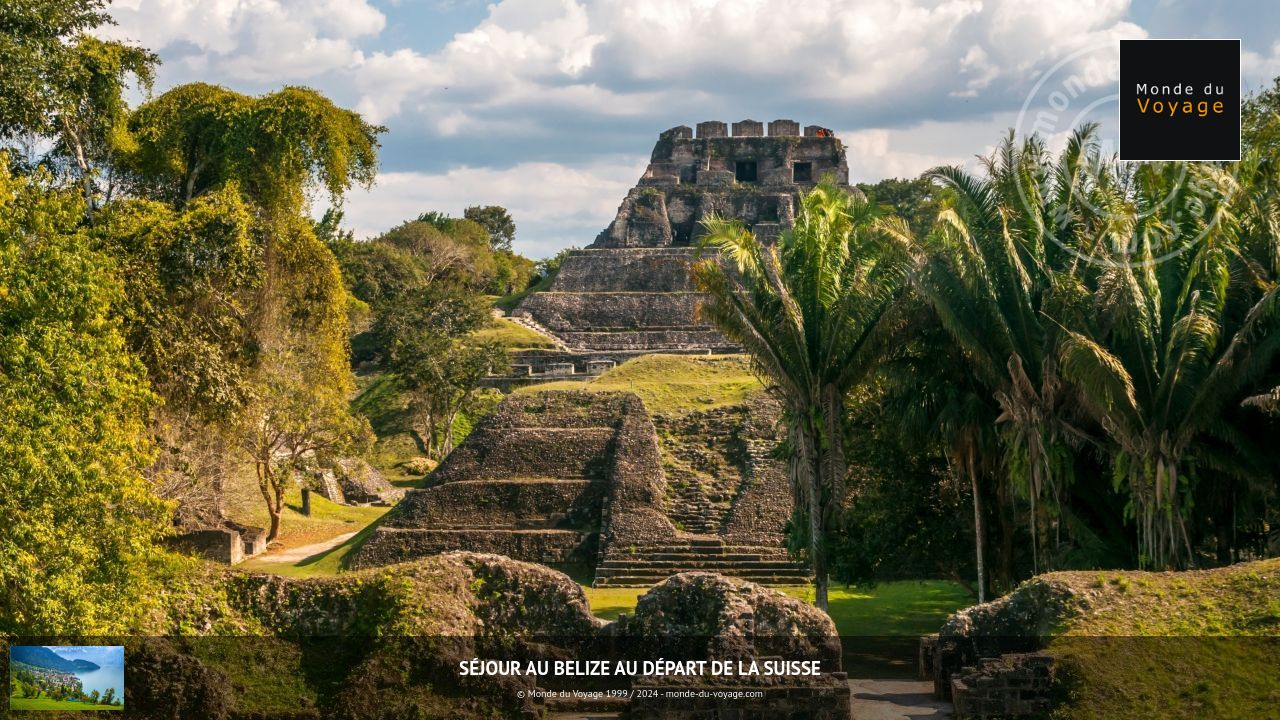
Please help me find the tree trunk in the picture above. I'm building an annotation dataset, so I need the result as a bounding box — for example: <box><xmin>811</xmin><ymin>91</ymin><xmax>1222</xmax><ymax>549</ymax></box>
<box><xmin>443</xmin><ymin>410</ymin><xmax>458</xmax><ymax>456</ymax></box>
<box><xmin>996</xmin><ymin>477</ymin><xmax>1015</xmax><ymax>592</ymax></box>
<box><xmin>792</xmin><ymin>413</ymin><xmax>829</xmax><ymax>612</ymax></box>
<box><xmin>269</xmin><ymin>481</ymin><xmax>285</xmax><ymax>543</ymax></box>
<box><xmin>812</xmin><ymin>384</ymin><xmax>847</xmax><ymax>613</ymax></box>
<box><xmin>809</xmin><ymin>453</ymin><xmax>828</xmax><ymax>612</ymax></box>
<box><xmin>256</xmin><ymin>458</ymin><xmax>284</xmax><ymax>543</ymax></box>
<box><xmin>60</xmin><ymin>118</ymin><xmax>94</xmax><ymax>224</ymax></box>
<box><xmin>82</xmin><ymin>173</ymin><xmax>95</xmax><ymax>224</ymax></box>
<box><xmin>968</xmin><ymin>447</ymin><xmax>986</xmax><ymax>603</ymax></box>
<box><xmin>267</xmin><ymin>505</ymin><xmax>282</xmax><ymax>543</ymax></box>
<box><xmin>425</xmin><ymin>411</ymin><xmax>439</xmax><ymax>460</ymax></box>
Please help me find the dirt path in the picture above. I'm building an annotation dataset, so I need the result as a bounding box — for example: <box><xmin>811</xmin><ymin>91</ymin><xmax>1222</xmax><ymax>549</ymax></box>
<box><xmin>251</xmin><ymin>532</ymin><xmax>357</xmax><ymax>564</ymax></box>
<box><xmin>849</xmin><ymin>679</ymin><xmax>951</xmax><ymax>719</ymax></box>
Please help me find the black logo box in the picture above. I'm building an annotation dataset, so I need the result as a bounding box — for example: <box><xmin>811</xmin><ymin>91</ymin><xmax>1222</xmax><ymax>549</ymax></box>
<box><xmin>1119</xmin><ymin>39</ymin><xmax>1240</xmax><ymax>161</ymax></box>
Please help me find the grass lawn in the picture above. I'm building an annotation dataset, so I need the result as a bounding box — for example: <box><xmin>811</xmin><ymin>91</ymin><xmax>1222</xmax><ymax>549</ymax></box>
<box><xmin>224</xmin><ymin>481</ymin><xmax>388</xmax><ymax>554</ymax></box>
<box><xmin>351</xmin><ymin>370</ymin><xmax>425</xmax><ymax>488</ymax></box>
<box><xmin>582</xmin><ymin>580</ymin><xmax>972</xmax><ymax>637</ymax></box>
<box><xmin>1031</xmin><ymin>559</ymin><xmax>1280</xmax><ymax>720</ymax></box>
<box><xmin>10</xmin><ymin>695</ymin><xmax>120</xmax><ymax>711</ymax></box>
<box><xmin>472</xmin><ymin>316</ymin><xmax>557</xmax><ymax>349</ymax></box>
<box><xmin>237</xmin><ymin>515</ymin><xmax>384</xmax><ymax>578</ymax></box>
<box><xmin>493</xmin><ymin>270</ymin><xmax>558</xmax><ymax>313</ymax></box>
<box><xmin>516</xmin><ymin>354</ymin><xmax>765</xmax><ymax>417</ymax></box>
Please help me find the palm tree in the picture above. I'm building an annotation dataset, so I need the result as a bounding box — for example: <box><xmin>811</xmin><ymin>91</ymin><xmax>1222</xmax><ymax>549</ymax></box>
<box><xmin>912</xmin><ymin>129</ymin><xmax>1102</xmax><ymax>573</ymax></box>
<box><xmin>693</xmin><ymin>183</ymin><xmax>910</xmax><ymax>610</ymax></box>
<box><xmin>1057</xmin><ymin>160</ymin><xmax>1280</xmax><ymax>567</ymax></box>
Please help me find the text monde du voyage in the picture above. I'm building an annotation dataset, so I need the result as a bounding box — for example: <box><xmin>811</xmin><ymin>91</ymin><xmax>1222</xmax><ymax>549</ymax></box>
<box><xmin>1135</xmin><ymin>82</ymin><xmax>1230</xmax><ymax>118</ymax></box>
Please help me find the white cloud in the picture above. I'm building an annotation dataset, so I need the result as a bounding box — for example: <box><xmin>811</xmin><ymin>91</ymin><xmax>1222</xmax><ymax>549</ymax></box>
<box><xmin>344</xmin><ymin>0</ymin><xmax>1143</xmax><ymax>128</ymax></box>
<box><xmin>337</xmin><ymin>159</ymin><xmax>646</xmax><ymax>258</ymax></box>
<box><xmin>102</xmin><ymin>0</ymin><xmax>1206</xmax><ymax>256</ymax></box>
<box><xmin>1243</xmin><ymin>40</ymin><xmax>1280</xmax><ymax>90</ymax></box>
<box><xmin>839</xmin><ymin>117</ymin><xmax>1012</xmax><ymax>183</ymax></box>
<box><xmin>101</xmin><ymin>0</ymin><xmax>384</xmax><ymax>82</ymax></box>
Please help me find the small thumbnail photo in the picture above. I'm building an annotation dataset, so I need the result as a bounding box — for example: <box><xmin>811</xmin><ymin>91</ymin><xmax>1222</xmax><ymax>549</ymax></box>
<box><xmin>9</xmin><ymin>646</ymin><xmax>123</xmax><ymax>712</ymax></box>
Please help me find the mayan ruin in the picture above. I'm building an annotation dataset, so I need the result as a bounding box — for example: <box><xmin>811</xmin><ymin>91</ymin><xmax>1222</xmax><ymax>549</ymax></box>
<box><xmin>352</xmin><ymin>389</ymin><xmax>808</xmax><ymax>585</ymax></box>
<box><xmin>18</xmin><ymin>6</ymin><xmax>1278</xmax><ymax>716</ymax></box>
<box><xmin>353</xmin><ymin>121</ymin><xmax>848</xmax><ymax>585</ymax></box>
<box><xmin>508</xmin><ymin>120</ymin><xmax>849</xmax><ymax>376</ymax></box>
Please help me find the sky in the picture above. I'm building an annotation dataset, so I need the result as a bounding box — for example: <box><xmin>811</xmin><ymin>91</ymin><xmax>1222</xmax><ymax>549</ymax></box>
<box><xmin>99</xmin><ymin>0</ymin><xmax>1280</xmax><ymax>259</ymax></box>
<box><xmin>43</xmin><ymin>646</ymin><xmax>125</xmax><ymax>666</ymax></box>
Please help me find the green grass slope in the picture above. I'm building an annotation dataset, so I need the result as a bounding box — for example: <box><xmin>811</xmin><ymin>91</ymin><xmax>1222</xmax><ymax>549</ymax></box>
<box><xmin>515</xmin><ymin>354</ymin><xmax>764</xmax><ymax>417</ymax></box>
<box><xmin>221</xmin><ymin>476</ymin><xmax>388</xmax><ymax>552</ymax></box>
<box><xmin>473</xmin><ymin>316</ymin><xmax>557</xmax><ymax>349</ymax></box>
<box><xmin>942</xmin><ymin>558</ymin><xmax>1280</xmax><ymax>720</ymax></box>
<box><xmin>10</xmin><ymin>696</ymin><xmax>121</xmax><ymax>711</ymax></box>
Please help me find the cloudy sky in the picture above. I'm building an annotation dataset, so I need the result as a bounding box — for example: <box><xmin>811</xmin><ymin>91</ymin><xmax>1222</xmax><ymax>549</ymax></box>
<box><xmin>100</xmin><ymin>0</ymin><xmax>1280</xmax><ymax>258</ymax></box>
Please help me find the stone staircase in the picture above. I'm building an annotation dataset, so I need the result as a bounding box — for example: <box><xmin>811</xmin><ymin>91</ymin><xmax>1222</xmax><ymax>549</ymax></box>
<box><xmin>666</xmin><ymin>480</ymin><xmax>719</xmax><ymax>534</ymax></box>
<box><xmin>315</xmin><ymin>469</ymin><xmax>346</xmax><ymax>505</ymax></box>
<box><xmin>593</xmin><ymin>537</ymin><xmax>810</xmax><ymax>587</ymax></box>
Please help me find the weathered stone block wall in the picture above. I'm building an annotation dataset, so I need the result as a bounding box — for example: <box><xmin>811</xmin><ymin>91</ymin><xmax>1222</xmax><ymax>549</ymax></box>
<box><xmin>768</xmin><ymin>119</ymin><xmax>800</xmax><ymax>136</ymax></box>
<box><xmin>519</xmin><ymin>292</ymin><xmax>704</xmax><ymax>331</ymax></box>
<box><xmin>550</xmin><ymin>248</ymin><xmax>699</xmax><ymax>292</ymax></box>
<box><xmin>598</xmin><ymin>397</ymin><xmax>678</xmax><ymax>554</ymax></box>
<box><xmin>483</xmin><ymin>390</ymin><xmax>635</xmax><ymax>428</ymax></box>
<box><xmin>555</xmin><ymin>329</ymin><xmax>732</xmax><ymax>352</ymax></box>
<box><xmin>696</xmin><ymin>121</ymin><xmax>727</xmax><ymax>138</ymax></box>
<box><xmin>721</xmin><ymin>451</ymin><xmax>791</xmax><ymax>545</ymax></box>
<box><xmin>351</xmin><ymin>528</ymin><xmax>598</xmax><ymax>569</ymax></box>
<box><xmin>949</xmin><ymin>653</ymin><xmax>1056</xmax><ymax>719</ymax></box>
<box><xmin>719</xmin><ymin>399</ymin><xmax>791</xmax><ymax>543</ymax></box>
<box><xmin>504</xmin><ymin>348</ymin><xmax>711</xmax><ymax>376</ymax></box>
<box><xmin>648</xmin><ymin>400</ymin><xmax>791</xmax><ymax>544</ymax></box>
<box><xmin>171</xmin><ymin>529</ymin><xmax>242</xmax><ymax>565</ymax></box>
<box><xmin>515</xmin><ymin>122</ymin><xmax>855</xmax><ymax>352</ymax></box>
<box><xmin>430</xmin><ymin>428</ymin><xmax>614</xmax><ymax>481</ymax></box>
<box><xmin>516</xmin><ymin>245</ymin><xmax>734</xmax><ymax>351</ymax></box>
<box><xmin>390</xmin><ymin>480</ymin><xmax>606</xmax><ymax>529</ymax></box>
<box><xmin>353</xmin><ymin>391</ymin><xmax>675</xmax><ymax>572</ymax></box>
<box><xmin>592</xmin><ymin>122</ymin><xmax>852</xmax><ymax>252</ymax></box>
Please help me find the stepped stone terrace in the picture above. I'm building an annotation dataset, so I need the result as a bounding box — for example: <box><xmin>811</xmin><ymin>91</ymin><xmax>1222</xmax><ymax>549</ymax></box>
<box><xmin>351</xmin><ymin>390</ymin><xmax>809</xmax><ymax>586</ymax></box>
<box><xmin>513</xmin><ymin>119</ymin><xmax>851</xmax><ymax>355</ymax></box>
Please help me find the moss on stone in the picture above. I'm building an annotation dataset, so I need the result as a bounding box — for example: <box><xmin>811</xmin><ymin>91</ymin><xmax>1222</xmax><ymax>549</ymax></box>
<box><xmin>936</xmin><ymin>559</ymin><xmax>1280</xmax><ymax>720</ymax></box>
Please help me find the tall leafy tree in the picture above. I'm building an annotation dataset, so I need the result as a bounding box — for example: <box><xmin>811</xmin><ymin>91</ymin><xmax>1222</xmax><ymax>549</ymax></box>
<box><xmin>46</xmin><ymin>35</ymin><xmax>156</xmax><ymax>218</ymax></box>
<box><xmin>876</xmin><ymin>311</ymin><xmax>1005</xmax><ymax>599</ymax></box>
<box><xmin>377</xmin><ymin>284</ymin><xmax>507</xmax><ymax>458</ymax></box>
<box><xmin>463</xmin><ymin>204</ymin><xmax>516</xmax><ymax>251</ymax></box>
<box><xmin>694</xmin><ymin>183</ymin><xmax>910</xmax><ymax>610</ymax></box>
<box><xmin>94</xmin><ymin>188</ymin><xmax>259</xmax><ymax>526</ymax></box>
<box><xmin>0</xmin><ymin>2</ymin><xmax>155</xmax><ymax>217</ymax></box>
<box><xmin>122</xmin><ymin>83</ymin><xmax>382</xmax><ymax>210</ymax></box>
<box><xmin>1058</xmin><ymin>162</ymin><xmax>1280</xmax><ymax>567</ymax></box>
<box><xmin>0</xmin><ymin>160</ymin><xmax>170</xmax><ymax>634</ymax></box>
<box><xmin>0</xmin><ymin>0</ymin><xmax>109</xmax><ymax>137</ymax></box>
<box><xmin>857</xmin><ymin>176</ymin><xmax>950</xmax><ymax>239</ymax></box>
<box><xmin>913</xmin><ymin>129</ymin><xmax>1106</xmax><ymax>573</ymax></box>
<box><xmin>113</xmin><ymin>82</ymin><xmax>382</xmax><ymax>541</ymax></box>
<box><xmin>239</xmin><ymin>341</ymin><xmax>371</xmax><ymax>542</ymax></box>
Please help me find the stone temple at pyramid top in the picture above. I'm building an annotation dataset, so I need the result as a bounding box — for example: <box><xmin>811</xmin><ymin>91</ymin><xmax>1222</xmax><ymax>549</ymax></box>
<box><xmin>514</xmin><ymin>120</ymin><xmax>851</xmax><ymax>354</ymax></box>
